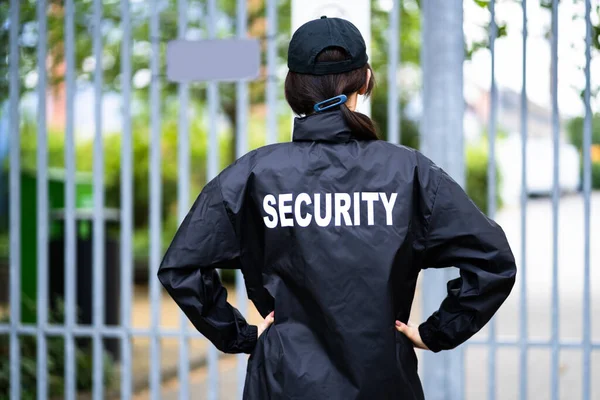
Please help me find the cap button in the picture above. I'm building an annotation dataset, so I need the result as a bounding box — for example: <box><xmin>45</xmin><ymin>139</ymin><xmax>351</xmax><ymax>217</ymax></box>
<box><xmin>320</xmin><ymin>15</ymin><xmax>327</xmax><ymax>19</ymax></box>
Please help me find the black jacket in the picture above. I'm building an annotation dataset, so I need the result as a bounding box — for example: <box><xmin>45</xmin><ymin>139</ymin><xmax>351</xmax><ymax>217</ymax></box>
<box><xmin>158</xmin><ymin>110</ymin><xmax>517</xmax><ymax>400</ymax></box>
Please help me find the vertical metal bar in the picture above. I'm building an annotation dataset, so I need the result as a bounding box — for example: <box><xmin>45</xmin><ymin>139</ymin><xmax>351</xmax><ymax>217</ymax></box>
<box><xmin>36</xmin><ymin>1</ymin><xmax>49</xmax><ymax>398</ymax></box>
<box><xmin>266</xmin><ymin>0</ymin><xmax>278</xmax><ymax>145</ymax></box>
<box><xmin>8</xmin><ymin>0</ymin><xmax>21</xmax><ymax>398</ymax></box>
<box><xmin>519</xmin><ymin>1</ymin><xmax>528</xmax><ymax>399</ymax></box>
<box><xmin>581</xmin><ymin>1</ymin><xmax>592</xmax><ymax>399</ymax></box>
<box><xmin>64</xmin><ymin>0</ymin><xmax>77</xmax><ymax>398</ymax></box>
<box><xmin>92</xmin><ymin>0</ymin><xmax>105</xmax><ymax>398</ymax></box>
<box><xmin>420</xmin><ymin>2</ymin><xmax>466</xmax><ymax>398</ymax></box>
<box><xmin>387</xmin><ymin>0</ymin><xmax>400</xmax><ymax>145</ymax></box>
<box><xmin>149</xmin><ymin>0</ymin><xmax>162</xmax><ymax>397</ymax></box>
<box><xmin>120</xmin><ymin>0</ymin><xmax>134</xmax><ymax>398</ymax></box>
<box><xmin>177</xmin><ymin>0</ymin><xmax>191</xmax><ymax>398</ymax></box>
<box><xmin>487</xmin><ymin>3</ymin><xmax>498</xmax><ymax>230</ymax></box>
<box><xmin>207</xmin><ymin>0</ymin><xmax>219</xmax><ymax>182</ymax></box>
<box><xmin>235</xmin><ymin>0</ymin><xmax>248</xmax><ymax>161</ymax></box>
<box><xmin>236</xmin><ymin>0</ymin><xmax>249</xmax><ymax>397</ymax></box>
<box><xmin>447</xmin><ymin>3</ymin><xmax>465</xmax><ymax>398</ymax></box>
<box><xmin>488</xmin><ymin>1</ymin><xmax>498</xmax><ymax>399</ymax></box>
<box><xmin>206</xmin><ymin>1</ymin><xmax>220</xmax><ymax>398</ymax></box>
<box><xmin>550</xmin><ymin>1</ymin><xmax>560</xmax><ymax>399</ymax></box>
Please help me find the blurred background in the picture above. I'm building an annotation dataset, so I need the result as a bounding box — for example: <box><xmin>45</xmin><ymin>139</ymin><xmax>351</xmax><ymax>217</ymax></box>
<box><xmin>0</xmin><ymin>0</ymin><xmax>598</xmax><ymax>399</ymax></box>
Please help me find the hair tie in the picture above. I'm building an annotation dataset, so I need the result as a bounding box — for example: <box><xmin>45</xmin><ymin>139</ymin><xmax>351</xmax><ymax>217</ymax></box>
<box><xmin>313</xmin><ymin>94</ymin><xmax>347</xmax><ymax>113</ymax></box>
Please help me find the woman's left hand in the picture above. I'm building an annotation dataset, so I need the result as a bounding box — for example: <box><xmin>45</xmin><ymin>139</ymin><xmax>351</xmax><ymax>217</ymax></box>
<box><xmin>395</xmin><ymin>320</ymin><xmax>430</xmax><ymax>350</ymax></box>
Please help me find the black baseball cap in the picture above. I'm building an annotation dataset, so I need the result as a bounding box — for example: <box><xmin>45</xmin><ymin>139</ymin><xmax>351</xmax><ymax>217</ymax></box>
<box><xmin>287</xmin><ymin>16</ymin><xmax>368</xmax><ymax>75</ymax></box>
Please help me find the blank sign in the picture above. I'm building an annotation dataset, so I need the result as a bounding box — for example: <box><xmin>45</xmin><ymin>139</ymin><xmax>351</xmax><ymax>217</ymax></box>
<box><xmin>166</xmin><ymin>39</ymin><xmax>261</xmax><ymax>83</ymax></box>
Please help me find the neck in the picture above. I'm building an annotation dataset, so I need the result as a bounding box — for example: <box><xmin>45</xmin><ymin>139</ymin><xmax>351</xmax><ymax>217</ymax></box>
<box><xmin>346</xmin><ymin>93</ymin><xmax>359</xmax><ymax>111</ymax></box>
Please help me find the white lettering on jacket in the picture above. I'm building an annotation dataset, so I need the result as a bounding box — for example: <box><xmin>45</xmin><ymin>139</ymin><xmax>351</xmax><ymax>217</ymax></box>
<box><xmin>262</xmin><ymin>192</ymin><xmax>398</xmax><ymax>228</ymax></box>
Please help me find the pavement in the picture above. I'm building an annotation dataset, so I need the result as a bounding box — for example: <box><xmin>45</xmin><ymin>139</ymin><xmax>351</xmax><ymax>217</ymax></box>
<box><xmin>127</xmin><ymin>192</ymin><xmax>599</xmax><ymax>400</ymax></box>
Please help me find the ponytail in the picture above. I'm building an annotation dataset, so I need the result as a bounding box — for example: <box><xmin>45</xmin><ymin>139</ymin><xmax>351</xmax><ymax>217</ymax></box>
<box><xmin>340</xmin><ymin>104</ymin><xmax>378</xmax><ymax>140</ymax></box>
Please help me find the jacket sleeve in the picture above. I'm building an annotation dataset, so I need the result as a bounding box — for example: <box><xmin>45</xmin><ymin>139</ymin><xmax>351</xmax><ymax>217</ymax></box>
<box><xmin>417</xmin><ymin>168</ymin><xmax>517</xmax><ymax>353</ymax></box>
<box><xmin>157</xmin><ymin>176</ymin><xmax>257</xmax><ymax>354</ymax></box>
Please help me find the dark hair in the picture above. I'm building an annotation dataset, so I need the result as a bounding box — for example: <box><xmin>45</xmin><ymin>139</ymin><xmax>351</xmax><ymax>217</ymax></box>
<box><xmin>284</xmin><ymin>47</ymin><xmax>379</xmax><ymax>140</ymax></box>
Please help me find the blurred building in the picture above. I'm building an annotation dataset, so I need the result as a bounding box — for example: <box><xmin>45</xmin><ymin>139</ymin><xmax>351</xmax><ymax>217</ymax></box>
<box><xmin>465</xmin><ymin>82</ymin><xmax>580</xmax><ymax>204</ymax></box>
<box><xmin>464</xmin><ymin>81</ymin><xmax>568</xmax><ymax>140</ymax></box>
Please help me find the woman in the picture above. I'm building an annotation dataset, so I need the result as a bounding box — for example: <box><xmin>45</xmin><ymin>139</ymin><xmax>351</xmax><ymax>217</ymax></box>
<box><xmin>158</xmin><ymin>16</ymin><xmax>516</xmax><ymax>400</ymax></box>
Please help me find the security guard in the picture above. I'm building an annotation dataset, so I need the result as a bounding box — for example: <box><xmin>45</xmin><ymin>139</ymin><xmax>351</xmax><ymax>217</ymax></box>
<box><xmin>158</xmin><ymin>16</ymin><xmax>517</xmax><ymax>400</ymax></box>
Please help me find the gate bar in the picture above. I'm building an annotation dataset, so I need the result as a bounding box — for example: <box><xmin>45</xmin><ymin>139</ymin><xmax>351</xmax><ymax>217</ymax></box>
<box><xmin>266</xmin><ymin>0</ymin><xmax>278</xmax><ymax>145</ymax></box>
<box><xmin>487</xmin><ymin>1</ymin><xmax>498</xmax><ymax>398</ymax></box>
<box><xmin>92</xmin><ymin>0</ymin><xmax>105</xmax><ymax>397</ymax></box>
<box><xmin>120</xmin><ymin>0</ymin><xmax>134</xmax><ymax>397</ymax></box>
<box><xmin>36</xmin><ymin>1</ymin><xmax>50</xmax><ymax>398</ymax></box>
<box><xmin>91</xmin><ymin>0</ymin><xmax>106</xmax><ymax>398</ymax></box>
<box><xmin>236</xmin><ymin>0</ymin><xmax>250</xmax><ymax>397</ymax></box>
<box><xmin>470</xmin><ymin>339</ymin><xmax>600</xmax><ymax>349</ymax></box>
<box><xmin>177</xmin><ymin>0</ymin><xmax>191</xmax><ymax>398</ymax></box>
<box><xmin>8</xmin><ymin>0</ymin><xmax>21</xmax><ymax>398</ymax></box>
<box><xmin>582</xmin><ymin>1</ymin><xmax>593</xmax><ymax>399</ymax></box>
<box><xmin>149</xmin><ymin>0</ymin><xmax>163</xmax><ymax>397</ymax></box>
<box><xmin>387</xmin><ymin>0</ymin><xmax>400</xmax><ymax>145</ymax></box>
<box><xmin>206</xmin><ymin>1</ymin><xmax>221</xmax><ymax>399</ymax></box>
<box><xmin>519</xmin><ymin>1</ymin><xmax>529</xmax><ymax>399</ymax></box>
<box><xmin>207</xmin><ymin>0</ymin><xmax>220</xmax><ymax>182</ymax></box>
<box><xmin>550</xmin><ymin>1</ymin><xmax>560</xmax><ymax>399</ymax></box>
<box><xmin>2</xmin><ymin>323</ymin><xmax>600</xmax><ymax>349</ymax></box>
<box><xmin>64</xmin><ymin>0</ymin><xmax>77</xmax><ymax>397</ymax></box>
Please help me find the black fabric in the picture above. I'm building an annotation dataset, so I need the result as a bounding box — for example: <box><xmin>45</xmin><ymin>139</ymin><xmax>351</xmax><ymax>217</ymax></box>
<box><xmin>287</xmin><ymin>16</ymin><xmax>368</xmax><ymax>75</ymax></box>
<box><xmin>158</xmin><ymin>113</ymin><xmax>517</xmax><ymax>399</ymax></box>
<box><xmin>292</xmin><ymin>110</ymin><xmax>353</xmax><ymax>143</ymax></box>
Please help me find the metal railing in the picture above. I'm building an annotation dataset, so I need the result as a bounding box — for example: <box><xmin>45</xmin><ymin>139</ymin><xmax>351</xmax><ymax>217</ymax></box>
<box><xmin>2</xmin><ymin>0</ymin><xmax>595</xmax><ymax>399</ymax></box>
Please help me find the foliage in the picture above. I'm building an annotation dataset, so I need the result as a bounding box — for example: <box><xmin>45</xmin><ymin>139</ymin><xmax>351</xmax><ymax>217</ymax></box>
<box><xmin>368</xmin><ymin>0</ymin><xmax>421</xmax><ymax>145</ymax></box>
<box><xmin>0</xmin><ymin>298</ymin><xmax>115</xmax><ymax>400</ymax></box>
<box><xmin>577</xmin><ymin>160</ymin><xmax>600</xmax><ymax>190</ymax></box>
<box><xmin>566</xmin><ymin>114</ymin><xmax>600</xmax><ymax>190</ymax></box>
<box><xmin>593</xmin><ymin>162</ymin><xmax>600</xmax><ymax>190</ymax></box>
<box><xmin>566</xmin><ymin>114</ymin><xmax>600</xmax><ymax>151</ymax></box>
<box><xmin>19</xmin><ymin>113</ymin><xmax>232</xmax><ymax>230</ymax></box>
<box><xmin>0</xmin><ymin>0</ymin><xmax>294</xmax><ymax>165</ymax></box>
<box><xmin>371</xmin><ymin>95</ymin><xmax>420</xmax><ymax>148</ymax></box>
<box><xmin>0</xmin><ymin>0</ymin><xmax>513</xmax><ymax>161</ymax></box>
<box><xmin>466</xmin><ymin>142</ymin><xmax>502</xmax><ymax>215</ymax></box>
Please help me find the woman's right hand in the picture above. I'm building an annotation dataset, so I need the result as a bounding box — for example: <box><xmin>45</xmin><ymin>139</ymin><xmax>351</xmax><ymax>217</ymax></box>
<box><xmin>258</xmin><ymin>311</ymin><xmax>275</xmax><ymax>338</ymax></box>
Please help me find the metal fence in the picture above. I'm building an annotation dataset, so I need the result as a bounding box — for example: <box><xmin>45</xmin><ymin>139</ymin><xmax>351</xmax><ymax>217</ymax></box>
<box><xmin>1</xmin><ymin>0</ymin><xmax>596</xmax><ymax>399</ymax></box>
<box><xmin>463</xmin><ymin>2</ymin><xmax>596</xmax><ymax>400</ymax></box>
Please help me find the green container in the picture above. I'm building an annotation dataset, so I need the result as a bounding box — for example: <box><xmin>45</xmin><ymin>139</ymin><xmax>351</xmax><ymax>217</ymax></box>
<box><xmin>20</xmin><ymin>168</ymin><xmax>93</xmax><ymax>323</ymax></box>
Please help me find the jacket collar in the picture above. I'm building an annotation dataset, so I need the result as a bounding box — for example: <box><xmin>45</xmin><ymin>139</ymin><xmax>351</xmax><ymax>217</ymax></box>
<box><xmin>292</xmin><ymin>110</ymin><xmax>352</xmax><ymax>143</ymax></box>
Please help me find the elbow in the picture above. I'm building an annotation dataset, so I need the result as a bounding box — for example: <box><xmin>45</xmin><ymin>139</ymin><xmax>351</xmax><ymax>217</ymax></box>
<box><xmin>495</xmin><ymin>257</ymin><xmax>517</xmax><ymax>298</ymax></box>
<box><xmin>157</xmin><ymin>265</ymin><xmax>175</xmax><ymax>294</ymax></box>
<box><xmin>503</xmin><ymin>252</ymin><xmax>518</xmax><ymax>289</ymax></box>
<box><xmin>502</xmin><ymin>264</ymin><xmax>517</xmax><ymax>300</ymax></box>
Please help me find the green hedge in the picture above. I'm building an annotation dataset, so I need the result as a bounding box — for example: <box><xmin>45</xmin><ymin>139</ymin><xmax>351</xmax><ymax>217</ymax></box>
<box><xmin>566</xmin><ymin>114</ymin><xmax>600</xmax><ymax>151</ymax></box>
<box><xmin>580</xmin><ymin>159</ymin><xmax>600</xmax><ymax>190</ymax></box>
<box><xmin>567</xmin><ymin>114</ymin><xmax>600</xmax><ymax>190</ymax></box>
<box><xmin>19</xmin><ymin>116</ymin><xmax>230</xmax><ymax>231</ymax></box>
